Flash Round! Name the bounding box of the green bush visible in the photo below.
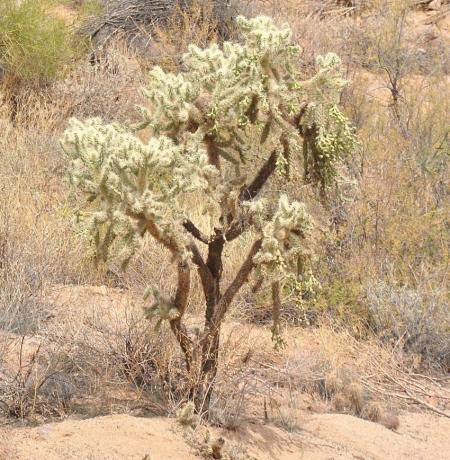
[0,0,76,83]
[77,0,102,17]
[311,279,370,335]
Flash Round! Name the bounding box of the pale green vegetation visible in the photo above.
[0,0,77,83]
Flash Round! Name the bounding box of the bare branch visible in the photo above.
[174,261,191,316]
[187,241,215,298]
[280,135,291,178]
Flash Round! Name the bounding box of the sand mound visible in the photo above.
[2,410,449,460]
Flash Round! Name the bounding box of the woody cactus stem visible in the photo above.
[61,15,357,417]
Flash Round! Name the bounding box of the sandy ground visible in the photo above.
[1,410,449,460]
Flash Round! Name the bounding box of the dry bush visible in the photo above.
[1,41,145,129]
[0,285,187,421]
[0,335,78,419]
[365,282,449,369]
[0,189,44,336]
[310,328,449,417]
[214,328,323,428]
[0,41,148,307]
[257,0,373,19]
[62,294,190,416]
[0,127,89,339]
[0,95,107,421]
[324,71,450,349]
[0,235,48,336]
[145,0,232,71]
[0,125,97,280]
[52,43,145,123]
[203,323,413,430]
[207,325,267,429]
[80,0,238,58]
[152,6,217,68]
[266,387,304,432]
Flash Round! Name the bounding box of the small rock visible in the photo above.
[37,425,53,437]
[428,0,442,11]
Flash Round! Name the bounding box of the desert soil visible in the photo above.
[2,410,450,460]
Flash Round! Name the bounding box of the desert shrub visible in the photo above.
[311,279,370,333]
[297,0,449,341]
[59,293,187,415]
[365,282,450,369]
[0,337,76,419]
[147,0,260,71]
[79,0,236,56]
[0,0,78,84]
[0,170,47,335]
[0,232,47,335]
[0,120,101,343]
[61,15,357,418]
[76,0,103,17]
[53,44,145,122]
[302,0,371,17]
[148,0,228,71]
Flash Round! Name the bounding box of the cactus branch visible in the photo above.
[225,150,278,241]
[170,261,194,371]
[183,219,209,244]
[238,150,278,203]
[146,220,180,256]
[211,238,263,327]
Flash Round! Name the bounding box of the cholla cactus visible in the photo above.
[61,15,356,417]
[176,401,198,428]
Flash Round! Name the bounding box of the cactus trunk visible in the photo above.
[194,329,220,417]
